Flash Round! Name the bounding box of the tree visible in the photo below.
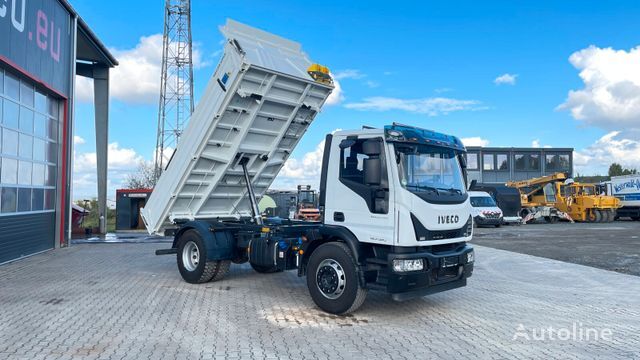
[124,161,158,189]
[608,163,638,177]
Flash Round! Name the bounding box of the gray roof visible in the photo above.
[59,0,118,67]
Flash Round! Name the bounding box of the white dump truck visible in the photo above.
[142,19,474,314]
[603,174,640,220]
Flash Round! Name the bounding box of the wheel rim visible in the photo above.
[182,241,200,272]
[316,258,346,300]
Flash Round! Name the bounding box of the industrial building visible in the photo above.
[465,147,574,184]
[0,0,116,264]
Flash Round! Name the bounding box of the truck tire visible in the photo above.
[250,263,281,273]
[306,242,367,315]
[594,210,603,223]
[605,210,615,222]
[177,230,230,284]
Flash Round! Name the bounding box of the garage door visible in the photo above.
[0,67,60,264]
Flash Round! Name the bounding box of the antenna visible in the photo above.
[154,0,194,177]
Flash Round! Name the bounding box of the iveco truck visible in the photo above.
[142,19,474,314]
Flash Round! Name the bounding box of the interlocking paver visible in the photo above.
[0,243,638,359]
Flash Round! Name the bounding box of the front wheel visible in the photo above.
[306,242,367,315]
[177,230,230,284]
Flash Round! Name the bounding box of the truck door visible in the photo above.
[324,136,395,245]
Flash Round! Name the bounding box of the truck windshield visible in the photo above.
[395,145,466,196]
[470,196,496,207]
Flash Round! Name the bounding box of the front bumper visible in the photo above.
[474,215,502,226]
[383,244,474,301]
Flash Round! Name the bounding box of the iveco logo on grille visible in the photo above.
[437,215,460,224]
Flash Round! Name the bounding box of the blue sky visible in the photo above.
[69,0,640,199]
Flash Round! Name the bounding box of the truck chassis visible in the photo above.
[157,216,473,314]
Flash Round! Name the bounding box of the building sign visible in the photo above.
[0,0,71,96]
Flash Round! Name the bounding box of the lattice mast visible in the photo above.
[154,0,194,176]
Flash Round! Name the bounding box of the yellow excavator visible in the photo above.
[507,173,621,223]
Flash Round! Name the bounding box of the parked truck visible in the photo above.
[142,19,474,315]
[603,174,640,220]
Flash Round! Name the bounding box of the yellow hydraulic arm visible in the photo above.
[506,172,567,189]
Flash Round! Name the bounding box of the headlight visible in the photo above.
[464,216,473,237]
[392,259,424,272]
[466,251,474,263]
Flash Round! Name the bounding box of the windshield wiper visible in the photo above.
[407,184,440,194]
[437,187,463,195]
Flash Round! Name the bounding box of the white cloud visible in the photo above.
[365,80,379,88]
[494,73,518,85]
[272,129,342,189]
[73,142,145,200]
[75,34,209,104]
[325,76,344,106]
[558,45,640,135]
[74,136,86,145]
[344,96,486,116]
[574,131,640,175]
[461,137,490,147]
[333,69,365,80]
[531,139,552,148]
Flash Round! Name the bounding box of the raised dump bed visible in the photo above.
[141,19,333,235]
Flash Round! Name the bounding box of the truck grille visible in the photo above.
[411,214,472,241]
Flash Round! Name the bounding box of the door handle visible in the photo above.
[333,212,345,222]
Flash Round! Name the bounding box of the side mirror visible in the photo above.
[362,140,381,156]
[364,158,382,186]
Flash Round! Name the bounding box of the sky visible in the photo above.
[69,0,640,201]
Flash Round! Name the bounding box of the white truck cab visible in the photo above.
[323,126,473,247]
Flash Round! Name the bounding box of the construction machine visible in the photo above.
[294,185,321,221]
[507,173,621,223]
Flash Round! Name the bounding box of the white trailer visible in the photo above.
[143,19,474,314]
[604,174,640,220]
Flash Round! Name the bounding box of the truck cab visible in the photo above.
[322,124,472,247]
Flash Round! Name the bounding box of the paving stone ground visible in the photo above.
[0,243,638,359]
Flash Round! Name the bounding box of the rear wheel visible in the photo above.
[605,210,615,222]
[587,210,597,223]
[594,210,603,223]
[632,216,640,221]
[177,230,230,284]
[307,242,367,315]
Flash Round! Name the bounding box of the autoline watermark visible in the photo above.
[513,323,613,341]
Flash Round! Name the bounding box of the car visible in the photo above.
[469,191,503,227]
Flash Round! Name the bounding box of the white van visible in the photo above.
[469,191,503,227]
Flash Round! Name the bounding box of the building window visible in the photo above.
[0,67,59,216]
[530,154,540,170]
[497,154,508,170]
[483,154,494,170]
[515,153,541,171]
[514,154,526,170]
[545,153,570,171]
[559,154,570,169]
[466,152,478,170]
